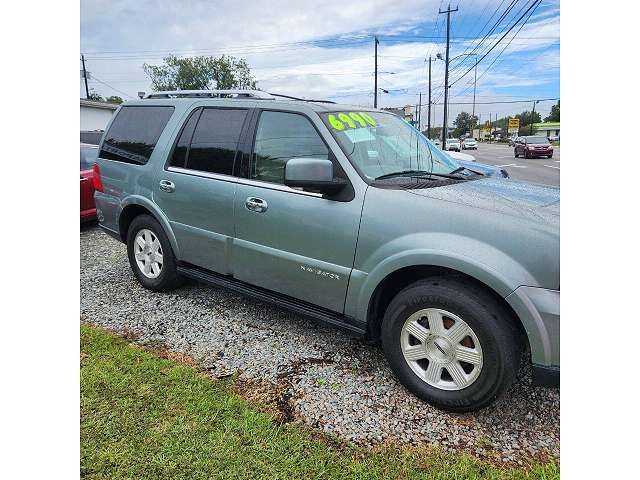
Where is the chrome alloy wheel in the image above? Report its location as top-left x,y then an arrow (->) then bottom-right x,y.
401,308 -> 483,391
134,229 -> 163,279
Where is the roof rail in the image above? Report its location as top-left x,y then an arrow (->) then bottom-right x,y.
144,89 -> 275,100
268,92 -> 336,104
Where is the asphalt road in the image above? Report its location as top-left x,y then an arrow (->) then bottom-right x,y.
462,142 -> 560,187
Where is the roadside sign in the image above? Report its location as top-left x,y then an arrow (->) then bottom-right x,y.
508,118 -> 520,129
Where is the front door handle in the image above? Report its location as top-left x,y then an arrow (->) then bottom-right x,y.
245,197 -> 268,213
159,180 -> 175,193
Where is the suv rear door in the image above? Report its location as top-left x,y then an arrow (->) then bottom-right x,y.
153,105 -> 252,274
231,108 -> 364,313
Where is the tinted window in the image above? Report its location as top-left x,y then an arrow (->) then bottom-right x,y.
185,108 -> 247,175
80,131 -> 103,145
526,136 -> 550,144
80,146 -> 99,170
100,106 -> 174,165
169,108 -> 201,168
252,111 -> 329,184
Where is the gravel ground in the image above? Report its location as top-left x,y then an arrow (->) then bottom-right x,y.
80,225 -> 559,465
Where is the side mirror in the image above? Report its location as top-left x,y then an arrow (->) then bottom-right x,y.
284,158 -> 347,195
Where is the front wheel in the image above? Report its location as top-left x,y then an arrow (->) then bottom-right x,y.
126,214 -> 184,292
381,278 -> 522,412
514,149 -> 519,158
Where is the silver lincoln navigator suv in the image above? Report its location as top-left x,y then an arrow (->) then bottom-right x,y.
93,90 -> 559,412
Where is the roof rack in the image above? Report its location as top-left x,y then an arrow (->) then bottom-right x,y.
268,92 -> 336,104
144,89 -> 275,100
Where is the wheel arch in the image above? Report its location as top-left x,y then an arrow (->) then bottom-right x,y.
118,196 -> 180,258
364,264 -> 529,354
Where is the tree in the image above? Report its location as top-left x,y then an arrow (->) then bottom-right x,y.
106,95 -> 123,104
515,110 -> 542,127
452,111 -> 478,137
87,88 -> 104,102
143,55 -> 257,91
544,100 -> 560,122
424,127 -> 442,139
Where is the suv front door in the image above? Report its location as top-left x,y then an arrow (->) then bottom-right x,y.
232,109 -> 364,313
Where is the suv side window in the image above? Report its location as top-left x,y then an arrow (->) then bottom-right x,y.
100,106 -> 174,165
169,108 -> 201,168
185,107 -> 248,175
252,111 -> 329,184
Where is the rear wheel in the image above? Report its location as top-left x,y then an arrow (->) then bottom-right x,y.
126,214 -> 184,291
381,278 -> 522,412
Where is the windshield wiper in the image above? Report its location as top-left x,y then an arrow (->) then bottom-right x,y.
449,166 -> 468,175
375,169 -> 430,180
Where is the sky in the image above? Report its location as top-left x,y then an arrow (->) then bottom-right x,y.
80,0 -> 559,127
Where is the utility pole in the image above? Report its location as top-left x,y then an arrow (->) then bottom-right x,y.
81,54 -> 90,99
530,100 -> 539,135
439,3 -> 458,147
374,36 -> 379,108
418,93 -> 422,130
427,56 -> 432,139
472,59 -> 477,139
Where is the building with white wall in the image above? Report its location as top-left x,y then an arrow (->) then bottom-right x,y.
80,99 -> 118,131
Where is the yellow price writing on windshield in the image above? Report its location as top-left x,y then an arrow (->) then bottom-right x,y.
327,112 -> 377,131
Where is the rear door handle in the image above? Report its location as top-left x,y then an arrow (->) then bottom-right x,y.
159,180 -> 175,193
245,197 -> 268,213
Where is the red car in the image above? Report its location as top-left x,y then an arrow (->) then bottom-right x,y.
514,136 -> 553,159
80,143 -> 99,221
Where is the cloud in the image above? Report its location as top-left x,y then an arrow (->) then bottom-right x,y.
81,0 -> 559,120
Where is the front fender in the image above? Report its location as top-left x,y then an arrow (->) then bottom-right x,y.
346,232 -> 537,322
120,195 -> 180,259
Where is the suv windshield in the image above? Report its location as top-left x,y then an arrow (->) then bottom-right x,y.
322,111 -> 458,179
526,136 -> 549,144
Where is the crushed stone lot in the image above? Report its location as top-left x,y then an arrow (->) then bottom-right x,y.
80,225 -> 559,465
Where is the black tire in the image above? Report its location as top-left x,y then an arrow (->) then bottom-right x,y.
514,149 -> 519,158
380,277 -> 522,412
126,214 -> 184,292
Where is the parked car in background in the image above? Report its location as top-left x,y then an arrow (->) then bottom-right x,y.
447,151 -> 509,178
548,135 -> 559,142
94,90 -> 559,412
444,138 -> 460,151
432,138 -> 441,146
80,130 -> 104,145
80,143 -> 99,221
462,138 -> 477,150
514,136 -> 553,158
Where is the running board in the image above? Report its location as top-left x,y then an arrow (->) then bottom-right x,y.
177,263 -> 366,336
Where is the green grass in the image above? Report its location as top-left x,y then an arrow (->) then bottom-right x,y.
80,325 -> 559,480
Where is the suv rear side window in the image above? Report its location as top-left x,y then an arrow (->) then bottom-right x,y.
169,108 -> 201,168
185,108 -> 247,175
100,106 -> 174,165
252,111 -> 329,184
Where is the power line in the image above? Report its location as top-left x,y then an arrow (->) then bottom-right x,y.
89,75 -> 135,99
452,0 -> 543,98
449,0 -> 542,87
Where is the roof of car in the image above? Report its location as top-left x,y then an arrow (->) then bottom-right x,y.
126,91 -> 381,114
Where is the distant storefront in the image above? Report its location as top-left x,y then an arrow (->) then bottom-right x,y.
531,122 -> 560,138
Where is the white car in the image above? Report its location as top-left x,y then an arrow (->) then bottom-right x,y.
444,138 -> 460,151
462,138 -> 478,150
